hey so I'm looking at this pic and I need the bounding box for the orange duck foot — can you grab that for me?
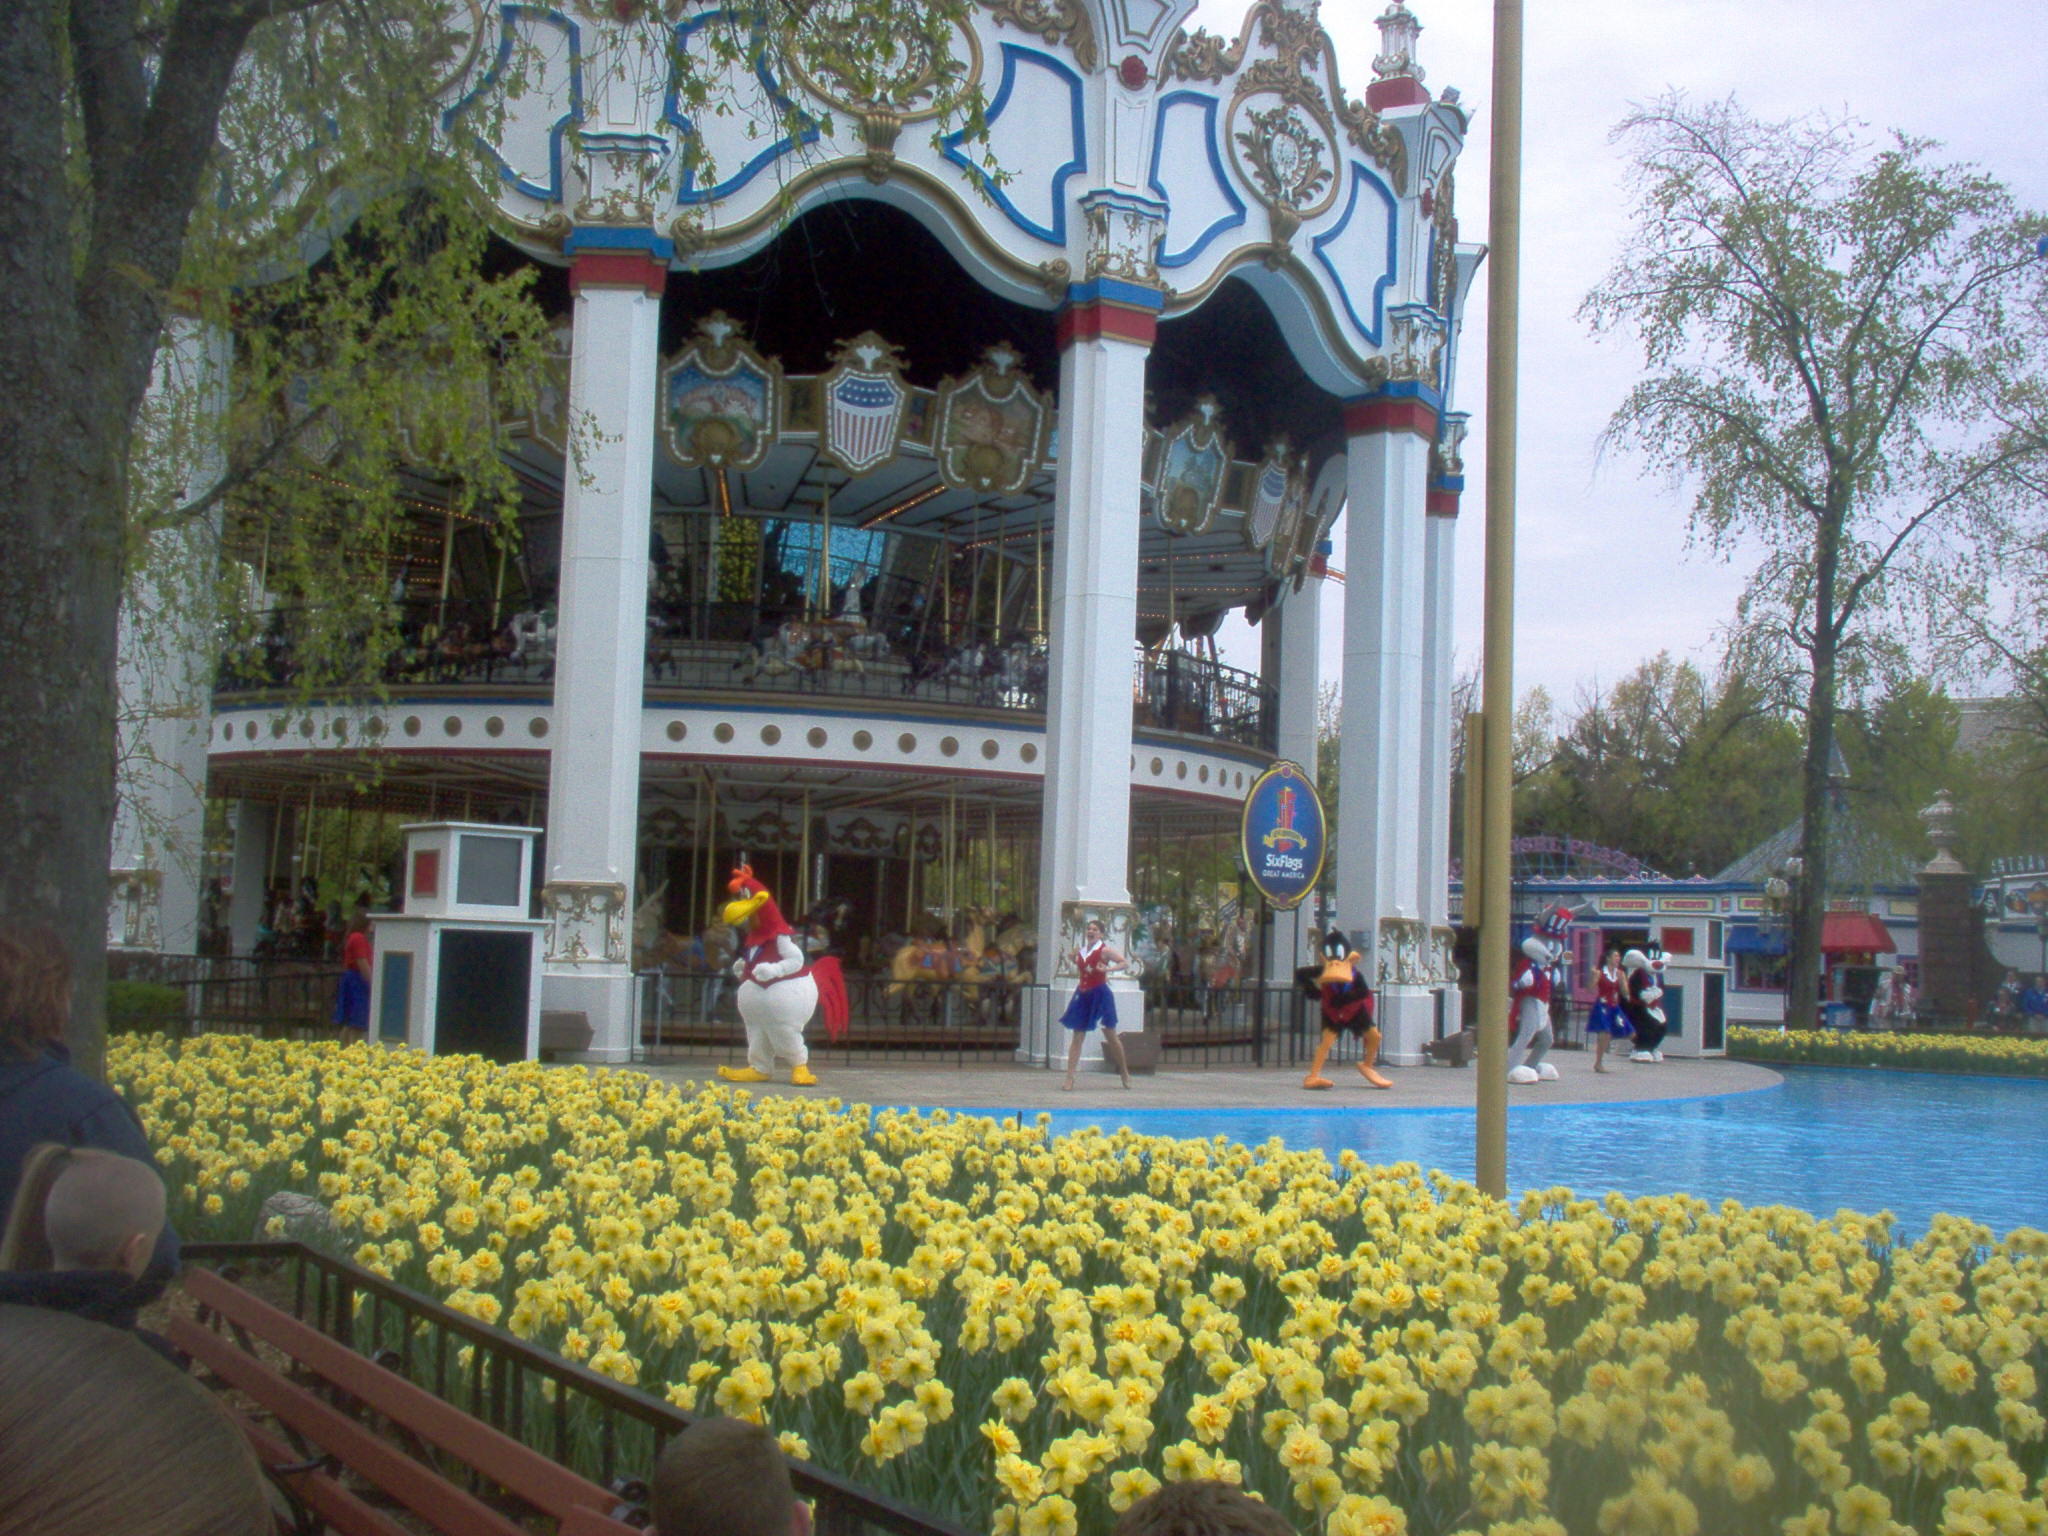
[1303,1075,1335,1090]
[1358,1064,1393,1089]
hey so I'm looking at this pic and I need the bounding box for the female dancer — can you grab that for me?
[1586,946,1631,1073]
[1061,918,1131,1091]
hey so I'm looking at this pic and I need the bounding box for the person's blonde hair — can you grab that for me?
[0,1143,101,1271]
[0,1306,273,1535]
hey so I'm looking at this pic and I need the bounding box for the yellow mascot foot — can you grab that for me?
[1303,1075,1334,1090]
[716,1066,771,1082]
[1359,1063,1393,1089]
[790,1066,819,1086]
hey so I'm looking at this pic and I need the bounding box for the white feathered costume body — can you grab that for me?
[715,866,845,1085]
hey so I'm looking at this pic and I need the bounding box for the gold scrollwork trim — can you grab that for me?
[979,0,1098,73]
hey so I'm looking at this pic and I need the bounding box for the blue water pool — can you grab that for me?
[973,1067,2048,1238]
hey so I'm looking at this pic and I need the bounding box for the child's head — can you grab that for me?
[1112,1479,1298,1536]
[0,1145,166,1276]
[652,1417,809,1536]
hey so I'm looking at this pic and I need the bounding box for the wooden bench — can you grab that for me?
[169,1266,643,1536]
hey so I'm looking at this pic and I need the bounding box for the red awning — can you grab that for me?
[1821,911,1895,954]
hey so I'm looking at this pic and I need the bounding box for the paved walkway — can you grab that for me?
[626,1050,1782,1113]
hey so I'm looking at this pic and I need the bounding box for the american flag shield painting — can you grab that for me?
[824,370,906,473]
[1247,461,1288,549]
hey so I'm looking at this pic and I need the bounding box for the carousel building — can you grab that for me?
[116,0,1484,1065]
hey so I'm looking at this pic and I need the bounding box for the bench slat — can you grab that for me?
[227,1404,414,1536]
[184,1266,611,1519]
[167,1312,531,1536]
[560,1509,645,1536]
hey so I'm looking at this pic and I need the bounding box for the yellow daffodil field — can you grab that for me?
[114,1035,2048,1536]
[1730,1027,2048,1079]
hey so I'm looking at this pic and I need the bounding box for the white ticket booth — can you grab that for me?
[369,823,546,1062]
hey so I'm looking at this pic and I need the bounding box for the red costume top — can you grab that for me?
[1595,966,1622,1007]
[1075,942,1110,992]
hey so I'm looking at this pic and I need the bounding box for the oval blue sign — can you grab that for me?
[1240,760,1326,911]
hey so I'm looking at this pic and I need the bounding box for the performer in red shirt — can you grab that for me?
[333,909,372,1038]
[1060,918,1131,1091]
[1586,946,1632,1073]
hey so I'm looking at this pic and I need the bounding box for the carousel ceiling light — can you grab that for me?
[857,483,947,529]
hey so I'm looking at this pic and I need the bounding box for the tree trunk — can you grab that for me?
[1788,515,1844,1032]
[0,441,128,1079]
[2,0,258,1077]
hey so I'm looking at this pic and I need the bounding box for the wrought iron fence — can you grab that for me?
[214,604,1275,748]
[181,1242,971,1536]
[635,970,1028,1065]
[109,952,335,1038]
[1133,650,1277,751]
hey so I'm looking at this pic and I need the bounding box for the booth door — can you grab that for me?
[1702,971,1726,1051]
[435,930,532,1062]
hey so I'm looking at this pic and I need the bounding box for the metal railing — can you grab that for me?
[181,1242,971,1536]
[109,952,334,1038]
[214,604,1275,748]
[636,971,1027,1065]
[1140,980,1326,1067]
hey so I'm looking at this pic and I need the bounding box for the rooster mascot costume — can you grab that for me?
[715,865,848,1085]
[1508,905,1573,1085]
[1297,929,1393,1090]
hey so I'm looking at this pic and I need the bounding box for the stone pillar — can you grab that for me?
[1336,384,1437,1064]
[1265,551,1326,983]
[109,318,230,953]
[1025,274,1161,1067]
[228,800,276,954]
[539,230,668,1060]
[1418,414,1467,1008]
[1916,790,1980,1023]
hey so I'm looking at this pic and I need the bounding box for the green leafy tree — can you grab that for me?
[1583,94,2048,1028]
[2,0,976,1075]
[1515,652,1801,876]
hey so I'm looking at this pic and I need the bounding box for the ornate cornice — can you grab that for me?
[979,0,1099,73]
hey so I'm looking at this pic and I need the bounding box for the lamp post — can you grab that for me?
[1764,855,1803,1028]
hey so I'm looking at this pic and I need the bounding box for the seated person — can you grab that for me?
[0,1305,273,1536]
[0,928,179,1289]
[1114,1478,1297,1536]
[0,1144,170,1335]
[653,1416,810,1536]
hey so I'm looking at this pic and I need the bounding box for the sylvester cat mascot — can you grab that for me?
[715,865,848,1085]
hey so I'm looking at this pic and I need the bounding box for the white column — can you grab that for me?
[1026,281,1159,1066]
[1337,395,1435,1063]
[1420,506,1459,1011]
[1266,566,1325,983]
[228,800,276,954]
[539,236,667,1059]
[110,317,230,952]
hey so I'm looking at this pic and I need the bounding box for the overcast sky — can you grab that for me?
[1201,0,2048,710]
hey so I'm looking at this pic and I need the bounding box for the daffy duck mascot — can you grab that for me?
[716,865,848,1085]
[1297,929,1393,1090]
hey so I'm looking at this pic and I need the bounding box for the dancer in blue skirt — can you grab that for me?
[1060,918,1131,1091]
[1586,946,1632,1073]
